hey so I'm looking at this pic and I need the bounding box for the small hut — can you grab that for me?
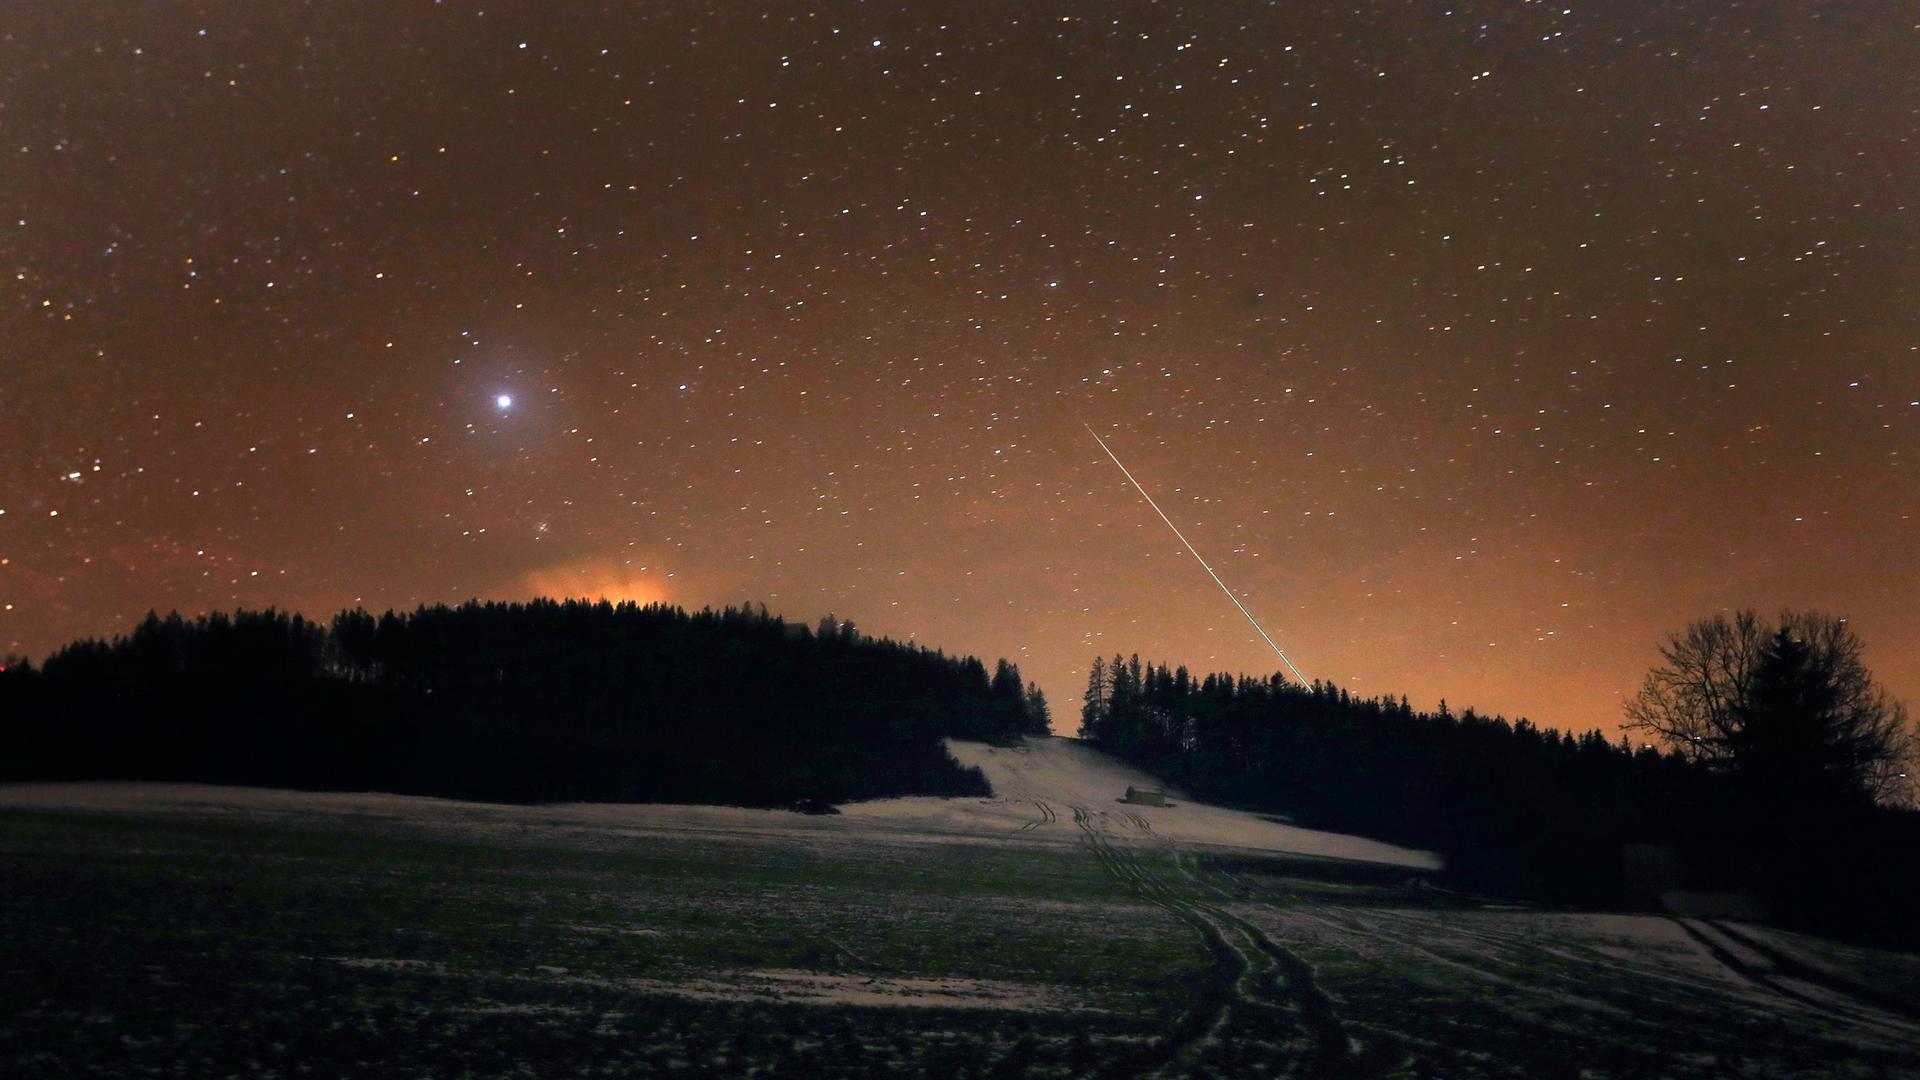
[1122,785,1167,807]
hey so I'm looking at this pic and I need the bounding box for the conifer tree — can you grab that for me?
[1023,682,1052,735]
[1079,656,1109,739]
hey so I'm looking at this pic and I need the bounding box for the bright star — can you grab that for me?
[496,394,513,409]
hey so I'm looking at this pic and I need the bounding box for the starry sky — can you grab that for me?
[5,2,1916,736]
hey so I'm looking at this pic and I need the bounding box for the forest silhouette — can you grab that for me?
[1077,653,1920,948]
[0,600,1051,808]
[6,603,1915,946]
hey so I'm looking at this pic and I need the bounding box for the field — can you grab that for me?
[3,737,1917,1078]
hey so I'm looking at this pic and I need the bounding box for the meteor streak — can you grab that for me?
[1084,424,1310,685]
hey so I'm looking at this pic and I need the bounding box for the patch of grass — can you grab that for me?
[5,803,1915,1079]
[0,807,1200,1077]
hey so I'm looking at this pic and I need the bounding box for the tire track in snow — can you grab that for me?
[1674,918,1920,1037]
[1670,917,1848,1017]
[1072,804,1361,1078]
[1703,920,1920,1025]
[1172,849,1361,1076]
[1070,804,1242,1075]
[1016,799,1055,831]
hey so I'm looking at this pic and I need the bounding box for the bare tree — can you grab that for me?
[1626,610,1915,807]
[1625,610,1768,767]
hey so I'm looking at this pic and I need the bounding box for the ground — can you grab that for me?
[3,736,1917,1078]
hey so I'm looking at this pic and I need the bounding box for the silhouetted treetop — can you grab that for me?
[1,599,1052,807]
[1625,609,1914,809]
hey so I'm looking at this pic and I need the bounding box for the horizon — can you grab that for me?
[0,593,1762,744]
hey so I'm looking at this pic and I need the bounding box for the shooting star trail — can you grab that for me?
[1084,423,1310,685]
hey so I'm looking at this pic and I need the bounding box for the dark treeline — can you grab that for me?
[0,600,1052,808]
[1080,654,1920,948]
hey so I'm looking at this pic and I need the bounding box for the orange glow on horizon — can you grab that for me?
[517,558,672,609]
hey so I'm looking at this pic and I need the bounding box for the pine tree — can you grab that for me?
[1023,681,1052,735]
[1080,656,1109,739]
[1082,657,1113,737]
[987,659,1026,741]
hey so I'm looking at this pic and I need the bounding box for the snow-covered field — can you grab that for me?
[0,736,1434,867]
[859,737,1442,869]
[3,736,1916,1077]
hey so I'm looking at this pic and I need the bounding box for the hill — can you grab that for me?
[1077,654,1920,949]
[842,735,1436,869]
[0,600,1051,807]
[4,739,1915,1077]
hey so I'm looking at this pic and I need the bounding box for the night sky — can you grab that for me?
[5,2,1915,736]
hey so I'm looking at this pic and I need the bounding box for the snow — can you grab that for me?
[842,736,1441,869]
[0,736,1439,870]
[5,738,1917,1062]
